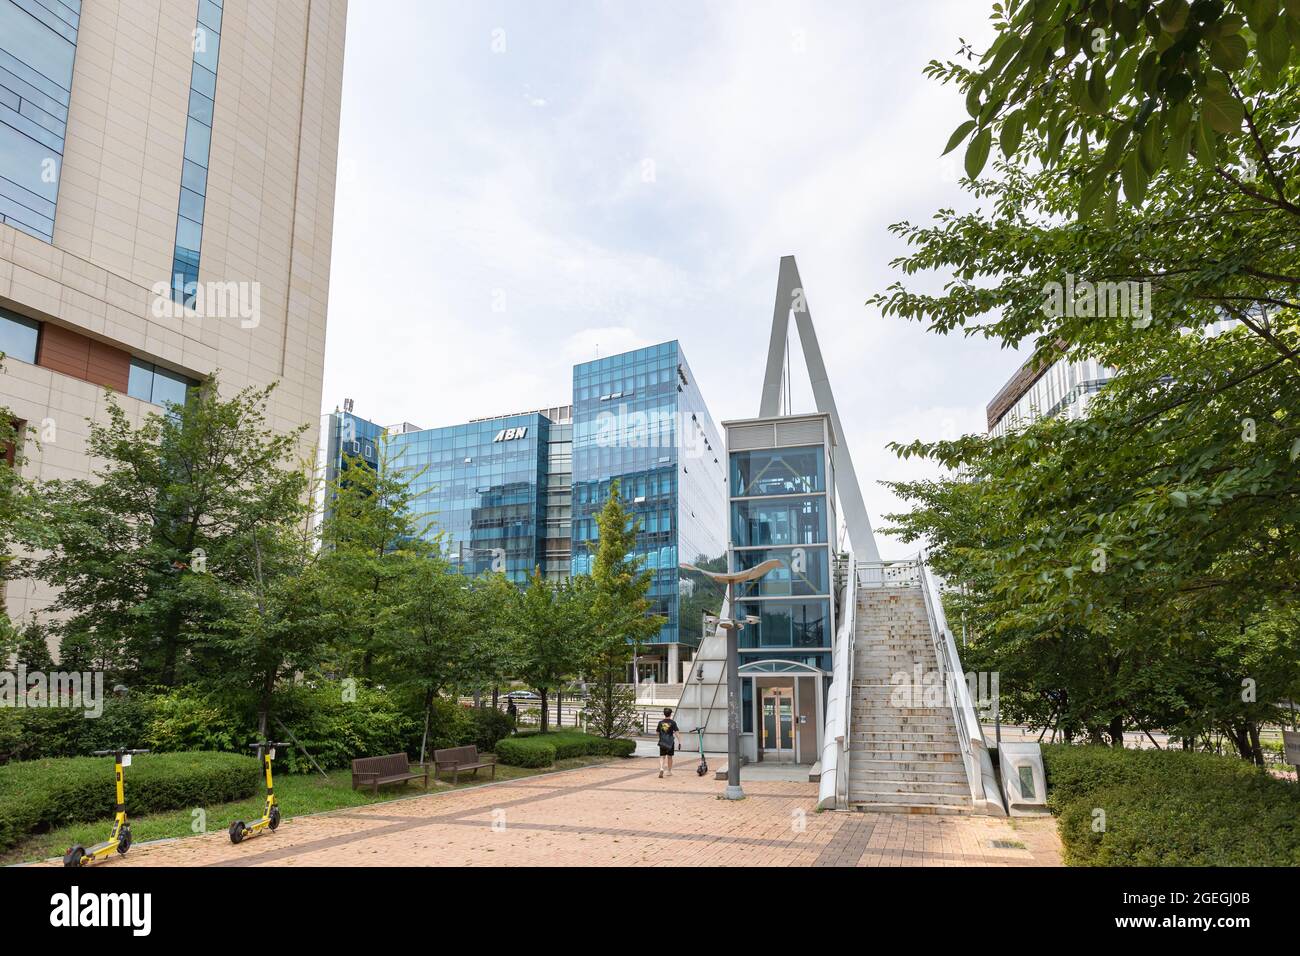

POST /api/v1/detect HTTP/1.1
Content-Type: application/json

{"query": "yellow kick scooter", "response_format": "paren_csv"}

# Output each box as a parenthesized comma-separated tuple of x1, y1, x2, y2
(228, 741, 290, 844)
(63, 748, 150, 867)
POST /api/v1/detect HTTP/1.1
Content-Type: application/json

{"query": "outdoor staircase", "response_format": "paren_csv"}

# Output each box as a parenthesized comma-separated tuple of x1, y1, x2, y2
(847, 588, 973, 814)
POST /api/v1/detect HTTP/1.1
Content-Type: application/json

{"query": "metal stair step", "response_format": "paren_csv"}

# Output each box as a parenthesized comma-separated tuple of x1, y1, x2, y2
(849, 765, 969, 782)
(846, 775, 971, 795)
(849, 743, 962, 756)
(851, 757, 967, 773)
(847, 788, 971, 806)
(847, 801, 972, 816)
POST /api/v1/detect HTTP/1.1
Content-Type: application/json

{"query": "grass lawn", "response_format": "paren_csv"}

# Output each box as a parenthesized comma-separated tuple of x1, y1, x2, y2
(3, 755, 619, 866)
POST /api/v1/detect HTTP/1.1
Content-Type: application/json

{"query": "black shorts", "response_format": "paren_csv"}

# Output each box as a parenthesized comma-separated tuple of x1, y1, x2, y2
(659, 745, 675, 756)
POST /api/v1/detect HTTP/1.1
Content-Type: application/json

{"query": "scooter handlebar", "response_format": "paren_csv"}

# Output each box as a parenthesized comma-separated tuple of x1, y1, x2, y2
(247, 742, 292, 750)
(91, 748, 151, 756)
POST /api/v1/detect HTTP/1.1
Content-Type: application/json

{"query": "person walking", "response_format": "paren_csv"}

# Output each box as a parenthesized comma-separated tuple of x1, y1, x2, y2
(656, 707, 680, 778)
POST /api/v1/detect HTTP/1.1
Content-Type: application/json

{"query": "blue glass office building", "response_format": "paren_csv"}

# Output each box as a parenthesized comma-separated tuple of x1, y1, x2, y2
(570, 342, 727, 678)
(320, 407, 569, 584)
(320, 342, 727, 681)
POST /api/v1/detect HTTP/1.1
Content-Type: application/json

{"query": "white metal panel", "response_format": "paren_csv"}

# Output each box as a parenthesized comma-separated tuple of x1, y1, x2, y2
(726, 423, 776, 451)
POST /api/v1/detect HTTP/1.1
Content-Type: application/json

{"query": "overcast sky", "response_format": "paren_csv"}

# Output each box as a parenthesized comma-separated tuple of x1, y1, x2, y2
(321, 0, 1027, 557)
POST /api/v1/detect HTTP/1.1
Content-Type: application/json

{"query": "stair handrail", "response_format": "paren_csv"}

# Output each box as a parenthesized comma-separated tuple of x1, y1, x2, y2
(818, 547, 856, 809)
(916, 550, 1003, 814)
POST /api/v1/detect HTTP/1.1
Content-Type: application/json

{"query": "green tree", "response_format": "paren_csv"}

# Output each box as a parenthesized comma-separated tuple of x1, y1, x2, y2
(939, 0, 1300, 222)
(583, 481, 665, 738)
(32, 379, 306, 685)
(374, 553, 467, 763)
(458, 571, 520, 708)
(5, 617, 54, 672)
(0, 363, 51, 648)
(317, 432, 433, 683)
(511, 570, 587, 733)
(873, 0, 1300, 760)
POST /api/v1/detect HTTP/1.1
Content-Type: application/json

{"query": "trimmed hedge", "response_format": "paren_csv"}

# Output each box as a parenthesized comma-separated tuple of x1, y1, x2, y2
(1042, 744, 1300, 866)
(0, 751, 260, 852)
(495, 737, 555, 768)
(497, 731, 636, 767)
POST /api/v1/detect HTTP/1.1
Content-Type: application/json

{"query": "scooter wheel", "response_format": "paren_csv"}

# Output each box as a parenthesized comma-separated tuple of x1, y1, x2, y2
(117, 824, 132, 855)
(697, 762, 708, 776)
(63, 846, 86, 868)
(229, 821, 246, 844)
(268, 806, 281, 831)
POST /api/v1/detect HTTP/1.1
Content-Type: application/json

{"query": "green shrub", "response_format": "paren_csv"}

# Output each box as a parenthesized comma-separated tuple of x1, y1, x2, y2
(271, 684, 422, 772)
(499, 731, 634, 765)
(0, 693, 160, 763)
(145, 690, 249, 754)
(495, 737, 556, 768)
(601, 738, 637, 758)
(463, 707, 515, 753)
(0, 751, 260, 852)
(1042, 744, 1300, 866)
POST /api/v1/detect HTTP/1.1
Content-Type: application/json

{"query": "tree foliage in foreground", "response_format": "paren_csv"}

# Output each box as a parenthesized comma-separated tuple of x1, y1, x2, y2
(877, 0, 1300, 761)
(31, 379, 307, 686)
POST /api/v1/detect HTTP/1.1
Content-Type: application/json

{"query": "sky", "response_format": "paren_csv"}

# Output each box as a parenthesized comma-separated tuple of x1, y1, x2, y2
(321, 0, 1028, 557)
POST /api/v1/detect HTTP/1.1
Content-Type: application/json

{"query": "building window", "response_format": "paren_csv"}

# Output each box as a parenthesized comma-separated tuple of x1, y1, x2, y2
(730, 446, 825, 497)
(735, 546, 830, 598)
(127, 358, 197, 407)
(171, 0, 223, 306)
(737, 600, 830, 649)
(0, 0, 81, 242)
(0, 306, 39, 363)
(731, 495, 827, 547)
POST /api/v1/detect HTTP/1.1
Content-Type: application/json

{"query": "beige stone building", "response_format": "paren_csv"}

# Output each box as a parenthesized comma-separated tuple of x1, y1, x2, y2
(0, 0, 348, 626)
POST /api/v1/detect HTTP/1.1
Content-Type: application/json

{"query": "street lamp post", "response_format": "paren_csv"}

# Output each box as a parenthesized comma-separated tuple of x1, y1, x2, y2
(681, 559, 781, 801)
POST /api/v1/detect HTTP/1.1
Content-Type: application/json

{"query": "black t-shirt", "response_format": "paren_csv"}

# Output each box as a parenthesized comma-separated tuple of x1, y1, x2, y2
(656, 719, 679, 748)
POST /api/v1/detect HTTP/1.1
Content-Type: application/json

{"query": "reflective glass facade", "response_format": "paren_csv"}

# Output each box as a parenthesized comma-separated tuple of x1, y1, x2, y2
(392, 414, 550, 583)
(172, 0, 224, 305)
(321, 409, 560, 584)
(727, 425, 834, 672)
(0, 0, 80, 242)
(571, 341, 727, 648)
(318, 343, 728, 635)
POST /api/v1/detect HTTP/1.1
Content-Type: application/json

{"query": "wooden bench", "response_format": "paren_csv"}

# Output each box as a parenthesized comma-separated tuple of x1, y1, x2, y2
(433, 745, 497, 785)
(350, 753, 429, 794)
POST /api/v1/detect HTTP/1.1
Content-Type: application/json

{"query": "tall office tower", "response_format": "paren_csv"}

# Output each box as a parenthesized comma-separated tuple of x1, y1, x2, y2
(570, 341, 728, 683)
(1, 0, 349, 625)
(986, 357, 1115, 436)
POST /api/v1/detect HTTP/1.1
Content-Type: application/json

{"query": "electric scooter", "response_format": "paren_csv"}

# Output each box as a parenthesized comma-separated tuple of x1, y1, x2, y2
(63, 748, 150, 867)
(228, 741, 290, 844)
(690, 727, 708, 776)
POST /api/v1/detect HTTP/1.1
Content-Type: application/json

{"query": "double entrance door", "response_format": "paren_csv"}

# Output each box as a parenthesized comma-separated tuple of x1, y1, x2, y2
(760, 686, 795, 762)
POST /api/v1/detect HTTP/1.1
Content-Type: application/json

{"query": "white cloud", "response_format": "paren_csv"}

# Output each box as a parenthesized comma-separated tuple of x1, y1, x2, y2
(323, 0, 1025, 554)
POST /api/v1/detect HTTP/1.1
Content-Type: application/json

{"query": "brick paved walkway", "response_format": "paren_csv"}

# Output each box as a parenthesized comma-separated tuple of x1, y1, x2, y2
(44, 759, 1062, 867)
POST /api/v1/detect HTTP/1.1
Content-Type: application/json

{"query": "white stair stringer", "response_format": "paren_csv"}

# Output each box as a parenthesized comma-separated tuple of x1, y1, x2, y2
(672, 594, 732, 755)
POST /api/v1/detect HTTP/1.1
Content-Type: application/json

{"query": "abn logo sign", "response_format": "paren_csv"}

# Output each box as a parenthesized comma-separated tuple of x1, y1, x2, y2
(493, 427, 528, 442)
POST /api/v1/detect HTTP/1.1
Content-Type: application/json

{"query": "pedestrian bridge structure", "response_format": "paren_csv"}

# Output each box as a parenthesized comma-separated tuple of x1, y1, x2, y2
(674, 257, 1003, 814)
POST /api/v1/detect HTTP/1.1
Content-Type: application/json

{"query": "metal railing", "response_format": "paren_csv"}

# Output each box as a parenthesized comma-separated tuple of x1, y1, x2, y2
(916, 551, 1004, 814)
(856, 559, 921, 589)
